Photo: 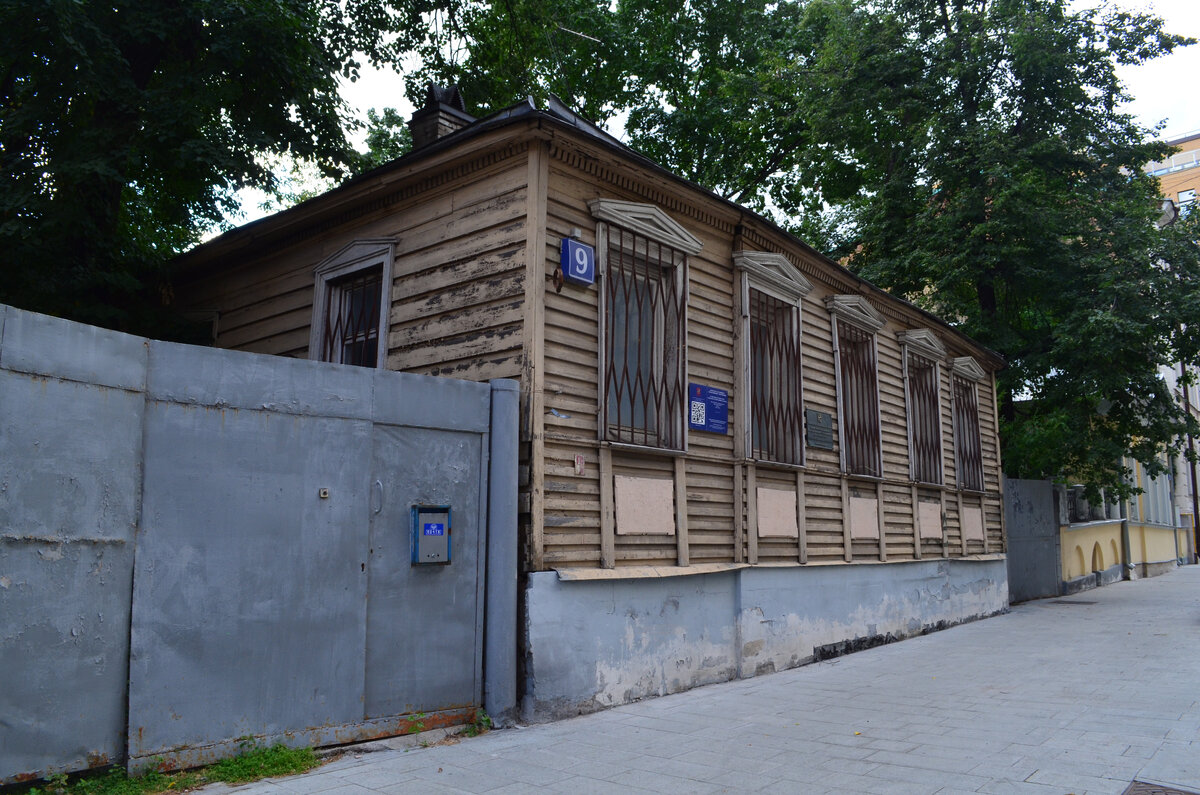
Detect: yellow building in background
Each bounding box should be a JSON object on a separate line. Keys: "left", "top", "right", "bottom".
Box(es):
{"left": 1059, "top": 458, "right": 1191, "bottom": 594}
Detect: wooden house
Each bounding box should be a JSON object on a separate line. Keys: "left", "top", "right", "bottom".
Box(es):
{"left": 175, "top": 88, "right": 1009, "bottom": 720}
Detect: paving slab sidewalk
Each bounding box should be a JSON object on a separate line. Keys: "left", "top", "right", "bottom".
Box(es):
{"left": 203, "top": 565, "right": 1200, "bottom": 794}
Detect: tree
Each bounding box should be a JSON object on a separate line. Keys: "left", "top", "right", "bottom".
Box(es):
{"left": 355, "top": 108, "right": 415, "bottom": 173}
{"left": 405, "top": 0, "right": 832, "bottom": 235}
{"left": 0, "top": 0, "right": 429, "bottom": 335}
{"left": 797, "top": 0, "right": 1200, "bottom": 495}
{"left": 403, "top": 0, "right": 1200, "bottom": 495}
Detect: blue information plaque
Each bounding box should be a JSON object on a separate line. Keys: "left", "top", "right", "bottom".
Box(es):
{"left": 688, "top": 383, "right": 728, "bottom": 434}
{"left": 560, "top": 238, "right": 595, "bottom": 286}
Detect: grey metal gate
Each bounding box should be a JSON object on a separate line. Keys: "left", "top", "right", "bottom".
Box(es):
{"left": 125, "top": 345, "right": 499, "bottom": 771}
{"left": 1, "top": 306, "right": 517, "bottom": 784}
{"left": 365, "top": 425, "right": 486, "bottom": 718}
{"left": 1004, "top": 478, "right": 1061, "bottom": 603}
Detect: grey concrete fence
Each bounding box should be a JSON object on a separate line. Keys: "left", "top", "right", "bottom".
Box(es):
{"left": 0, "top": 305, "right": 517, "bottom": 784}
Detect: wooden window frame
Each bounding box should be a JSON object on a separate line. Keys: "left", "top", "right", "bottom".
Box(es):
{"left": 591, "top": 199, "right": 702, "bottom": 453}
{"left": 951, "top": 356, "right": 987, "bottom": 492}
{"left": 734, "top": 251, "right": 812, "bottom": 466}
{"left": 827, "top": 295, "right": 886, "bottom": 478}
{"left": 899, "top": 329, "right": 947, "bottom": 485}
{"left": 309, "top": 239, "right": 395, "bottom": 369}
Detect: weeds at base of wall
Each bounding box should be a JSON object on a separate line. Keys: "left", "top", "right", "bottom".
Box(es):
{"left": 15, "top": 743, "right": 321, "bottom": 795}
{"left": 460, "top": 711, "right": 492, "bottom": 738}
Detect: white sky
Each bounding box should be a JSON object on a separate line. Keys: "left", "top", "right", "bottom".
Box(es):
{"left": 1077, "top": 0, "right": 1200, "bottom": 140}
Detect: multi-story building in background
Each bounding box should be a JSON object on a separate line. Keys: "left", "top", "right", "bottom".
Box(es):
{"left": 1148, "top": 131, "right": 1200, "bottom": 566}
{"left": 1147, "top": 131, "right": 1200, "bottom": 217}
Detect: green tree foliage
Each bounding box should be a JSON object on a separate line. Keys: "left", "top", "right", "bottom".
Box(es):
{"left": 802, "top": 0, "right": 1200, "bottom": 494}
{"left": 0, "top": 0, "right": 426, "bottom": 334}
{"left": 355, "top": 107, "right": 415, "bottom": 173}
{"left": 407, "top": 0, "right": 630, "bottom": 122}
{"left": 407, "top": 0, "right": 1200, "bottom": 494}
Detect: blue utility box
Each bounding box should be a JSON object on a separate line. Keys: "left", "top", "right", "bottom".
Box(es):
{"left": 412, "top": 505, "right": 451, "bottom": 565}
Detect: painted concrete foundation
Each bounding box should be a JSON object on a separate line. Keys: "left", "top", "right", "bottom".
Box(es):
{"left": 522, "top": 557, "right": 1009, "bottom": 721}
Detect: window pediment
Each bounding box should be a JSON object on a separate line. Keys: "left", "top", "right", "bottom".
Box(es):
{"left": 733, "top": 251, "right": 812, "bottom": 303}
{"left": 314, "top": 238, "right": 396, "bottom": 277}
{"left": 825, "top": 294, "right": 886, "bottom": 333}
{"left": 588, "top": 199, "right": 702, "bottom": 255}
{"left": 951, "top": 356, "right": 987, "bottom": 382}
{"left": 898, "top": 329, "right": 947, "bottom": 361}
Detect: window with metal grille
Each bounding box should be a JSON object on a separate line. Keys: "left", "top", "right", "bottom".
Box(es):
{"left": 837, "top": 323, "right": 881, "bottom": 477}
{"left": 320, "top": 266, "right": 383, "bottom": 367}
{"left": 952, "top": 377, "right": 984, "bottom": 491}
{"left": 750, "top": 288, "right": 802, "bottom": 464}
{"left": 602, "top": 224, "right": 686, "bottom": 449}
{"left": 906, "top": 352, "right": 942, "bottom": 484}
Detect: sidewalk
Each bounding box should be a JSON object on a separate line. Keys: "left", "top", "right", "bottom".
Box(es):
{"left": 207, "top": 566, "right": 1200, "bottom": 794}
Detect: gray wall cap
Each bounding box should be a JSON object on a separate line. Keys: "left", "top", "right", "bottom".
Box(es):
{"left": 1, "top": 305, "right": 148, "bottom": 391}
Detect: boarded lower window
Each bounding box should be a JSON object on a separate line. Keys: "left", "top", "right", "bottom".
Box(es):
{"left": 837, "top": 323, "right": 881, "bottom": 477}
{"left": 952, "top": 377, "right": 984, "bottom": 491}
{"left": 602, "top": 225, "right": 686, "bottom": 449}
{"left": 906, "top": 353, "right": 942, "bottom": 484}
{"left": 321, "top": 267, "right": 383, "bottom": 367}
{"left": 750, "top": 289, "right": 802, "bottom": 464}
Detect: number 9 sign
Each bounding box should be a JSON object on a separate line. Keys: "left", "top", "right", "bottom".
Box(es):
{"left": 560, "top": 238, "right": 595, "bottom": 286}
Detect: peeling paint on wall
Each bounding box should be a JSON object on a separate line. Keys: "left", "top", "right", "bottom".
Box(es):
{"left": 523, "top": 559, "right": 1009, "bottom": 722}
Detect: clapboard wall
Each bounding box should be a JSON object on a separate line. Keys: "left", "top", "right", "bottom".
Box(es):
{"left": 531, "top": 130, "right": 1004, "bottom": 573}
{"left": 177, "top": 114, "right": 1005, "bottom": 577}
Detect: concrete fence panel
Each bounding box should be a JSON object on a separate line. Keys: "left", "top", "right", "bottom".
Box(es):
{"left": 1004, "top": 478, "right": 1060, "bottom": 603}
{"left": 0, "top": 308, "right": 146, "bottom": 782}
{"left": 0, "top": 306, "right": 517, "bottom": 783}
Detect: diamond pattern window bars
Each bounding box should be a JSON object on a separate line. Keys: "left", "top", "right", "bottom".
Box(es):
{"left": 907, "top": 353, "right": 942, "bottom": 484}
{"left": 321, "top": 266, "right": 382, "bottom": 367}
{"left": 602, "top": 224, "right": 686, "bottom": 449}
{"left": 953, "top": 376, "right": 984, "bottom": 491}
{"left": 750, "top": 288, "right": 802, "bottom": 464}
{"left": 837, "top": 322, "right": 882, "bottom": 477}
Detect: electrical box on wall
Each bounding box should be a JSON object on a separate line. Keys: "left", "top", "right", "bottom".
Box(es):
{"left": 411, "top": 505, "right": 451, "bottom": 565}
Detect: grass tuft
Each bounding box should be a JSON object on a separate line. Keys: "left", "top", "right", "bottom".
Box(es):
{"left": 23, "top": 743, "right": 322, "bottom": 795}
{"left": 204, "top": 744, "right": 318, "bottom": 784}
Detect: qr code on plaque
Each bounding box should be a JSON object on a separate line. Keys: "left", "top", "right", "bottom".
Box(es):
{"left": 690, "top": 400, "right": 706, "bottom": 426}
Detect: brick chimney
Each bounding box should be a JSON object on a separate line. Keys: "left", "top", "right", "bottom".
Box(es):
{"left": 408, "top": 85, "right": 475, "bottom": 149}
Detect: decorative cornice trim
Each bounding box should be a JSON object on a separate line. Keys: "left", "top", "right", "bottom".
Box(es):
{"left": 825, "top": 294, "right": 886, "bottom": 333}
{"left": 588, "top": 198, "right": 703, "bottom": 254}
{"left": 951, "top": 356, "right": 988, "bottom": 382}
{"left": 733, "top": 251, "right": 813, "bottom": 302}
{"left": 550, "top": 143, "right": 734, "bottom": 236}
{"left": 898, "top": 328, "right": 947, "bottom": 362}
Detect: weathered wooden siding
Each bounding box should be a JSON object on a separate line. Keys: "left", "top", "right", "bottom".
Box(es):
{"left": 179, "top": 143, "right": 532, "bottom": 387}
{"left": 534, "top": 134, "right": 1004, "bottom": 573}
{"left": 179, "top": 118, "right": 1004, "bottom": 577}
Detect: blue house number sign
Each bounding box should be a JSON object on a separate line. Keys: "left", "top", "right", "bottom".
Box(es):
{"left": 560, "top": 238, "right": 595, "bottom": 286}
{"left": 688, "top": 383, "right": 728, "bottom": 434}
